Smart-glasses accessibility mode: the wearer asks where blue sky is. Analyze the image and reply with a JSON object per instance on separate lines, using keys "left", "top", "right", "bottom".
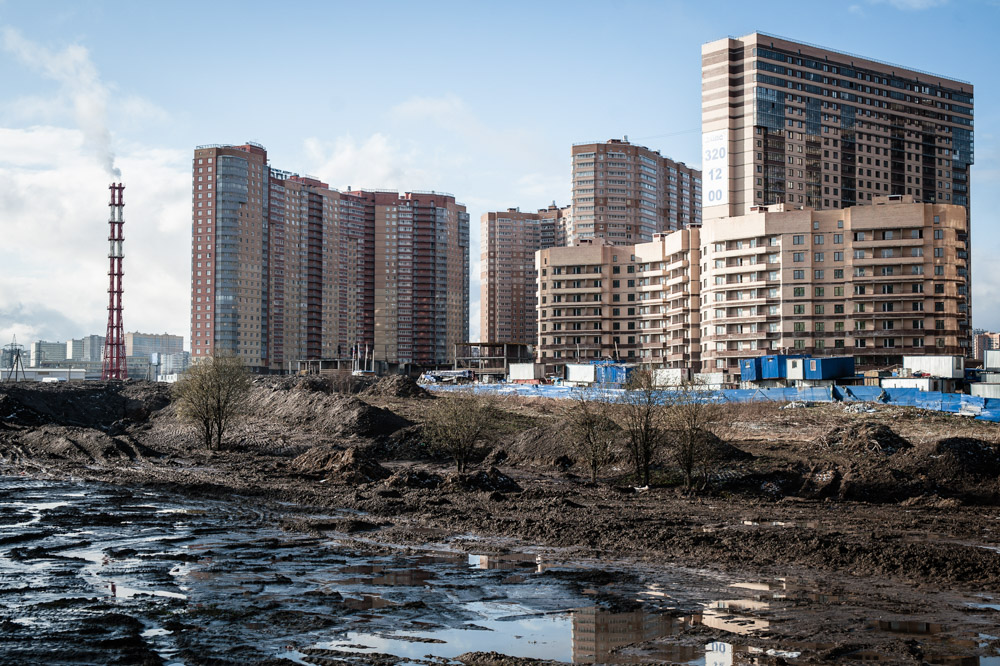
{"left": 1, "top": 0, "right": 997, "bottom": 347}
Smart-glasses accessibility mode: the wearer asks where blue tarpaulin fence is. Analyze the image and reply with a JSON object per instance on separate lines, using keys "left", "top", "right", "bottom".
{"left": 425, "top": 383, "right": 1000, "bottom": 422}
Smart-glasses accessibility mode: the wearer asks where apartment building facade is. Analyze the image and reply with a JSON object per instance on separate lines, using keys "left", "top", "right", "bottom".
{"left": 373, "top": 190, "right": 470, "bottom": 366}
{"left": 535, "top": 238, "right": 639, "bottom": 375}
{"left": 634, "top": 228, "right": 702, "bottom": 371}
{"left": 699, "top": 197, "right": 969, "bottom": 382}
{"left": 701, "top": 32, "right": 974, "bottom": 220}
{"left": 570, "top": 139, "right": 701, "bottom": 246}
{"left": 124, "top": 332, "right": 184, "bottom": 358}
{"left": 480, "top": 205, "right": 570, "bottom": 344}
{"left": 191, "top": 143, "right": 468, "bottom": 372}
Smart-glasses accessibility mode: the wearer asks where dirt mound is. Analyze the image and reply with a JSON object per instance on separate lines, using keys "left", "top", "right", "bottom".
{"left": 447, "top": 466, "right": 522, "bottom": 493}
{"left": 813, "top": 422, "right": 912, "bottom": 457}
{"left": 247, "top": 386, "right": 410, "bottom": 439}
{"left": 292, "top": 375, "right": 331, "bottom": 394}
{"left": 383, "top": 469, "right": 442, "bottom": 489}
{"left": 361, "top": 375, "right": 430, "bottom": 400}
{"left": 292, "top": 446, "right": 390, "bottom": 484}
{"left": 3, "top": 426, "right": 149, "bottom": 464}
{"left": 0, "top": 382, "right": 171, "bottom": 429}
{"left": 919, "top": 437, "right": 1000, "bottom": 481}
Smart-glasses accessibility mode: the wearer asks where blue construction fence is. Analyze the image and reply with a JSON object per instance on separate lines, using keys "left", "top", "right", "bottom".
{"left": 424, "top": 383, "right": 1000, "bottom": 423}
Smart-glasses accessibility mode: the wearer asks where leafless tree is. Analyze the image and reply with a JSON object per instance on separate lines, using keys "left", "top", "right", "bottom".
{"left": 173, "top": 354, "right": 253, "bottom": 450}
{"left": 423, "top": 388, "right": 502, "bottom": 473}
{"left": 616, "top": 370, "right": 667, "bottom": 486}
{"left": 664, "top": 383, "right": 723, "bottom": 491}
{"left": 569, "top": 385, "right": 619, "bottom": 483}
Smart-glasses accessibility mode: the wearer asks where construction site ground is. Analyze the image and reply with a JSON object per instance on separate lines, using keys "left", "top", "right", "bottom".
{"left": 1, "top": 377, "right": 999, "bottom": 665}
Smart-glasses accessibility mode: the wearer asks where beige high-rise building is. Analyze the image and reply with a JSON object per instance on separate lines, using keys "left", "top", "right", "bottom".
{"left": 535, "top": 238, "right": 638, "bottom": 375}
{"left": 570, "top": 139, "right": 701, "bottom": 246}
{"left": 635, "top": 228, "right": 702, "bottom": 371}
{"left": 699, "top": 196, "right": 969, "bottom": 382}
{"left": 480, "top": 204, "right": 570, "bottom": 344}
{"left": 701, "top": 32, "right": 973, "bottom": 220}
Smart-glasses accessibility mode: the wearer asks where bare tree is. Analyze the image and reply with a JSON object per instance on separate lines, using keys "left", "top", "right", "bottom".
{"left": 616, "top": 370, "right": 666, "bottom": 487}
{"left": 664, "top": 383, "right": 722, "bottom": 491}
{"left": 173, "top": 354, "right": 253, "bottom": 451}
{"left": 569, "top": 385, "right": 619, "bottom": 483}
{"left": 423, "top": 388, "right": 502, "bottom": 473}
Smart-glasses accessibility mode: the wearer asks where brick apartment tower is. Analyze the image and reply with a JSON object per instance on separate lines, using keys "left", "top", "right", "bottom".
{"left": 570, "top": 139, "right": 701, "bottom": 246}
{"left": 191, "top": 143, "right": 468, "bottom": 372}
{"left": 480, "top": 204, "right": 569, "bottom": 344}
{"left": 700, "top": 32, "right": 973, "bottom": 367}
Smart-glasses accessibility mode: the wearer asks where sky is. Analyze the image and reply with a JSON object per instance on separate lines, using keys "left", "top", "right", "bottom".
{"left": 1, "top": 0, "right": 998, "bottom": 349}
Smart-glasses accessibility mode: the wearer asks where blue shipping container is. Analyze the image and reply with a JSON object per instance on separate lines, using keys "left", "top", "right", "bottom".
{"left": 761, "top": 355, "right": 809, "bottom": 380}
{"left": 593, "top": 363, "right": 636, "bottom": 386}
{"left": 803, "top": 356, "right": 855, "bottom": 380}
{"left": 740, "top": 358, "right": 762, "bottom": 382}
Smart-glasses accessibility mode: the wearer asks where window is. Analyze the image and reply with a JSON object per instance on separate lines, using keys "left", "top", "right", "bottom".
{"left": 792, "top": 235, "right": 805, "bottom": 245}
{"left": 934, "top": 229, "right": 944, "bottom": 240}
{"left": 814, "top": 270, "right": 824, "bottom": 279}
{"left": 794, "top": 287, "right": 805, "bottom": 297}
{"left": 793, "top": 270, "right": 805, "bottom": 279}
{"left": 794, "top": 322, "right": 806, "bottom": 332}
{"left": 793, "top": 305, "right": 805, "bottom": 314}
{"left": 815, "top": 305, "right": 825, "bottom": 315}
{"left": 814, "top": 235, "right": 824, "bottom": 245}
{"left": 815, "top": 252, "right": 824, "bottom": 262}
{"left": 793, "top": 252, "right": 805, "bottom": 262}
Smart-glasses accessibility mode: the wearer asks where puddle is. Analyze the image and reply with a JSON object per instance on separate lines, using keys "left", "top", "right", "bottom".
{"left": 2, "top": 477, "right": 999, "bottom": 665}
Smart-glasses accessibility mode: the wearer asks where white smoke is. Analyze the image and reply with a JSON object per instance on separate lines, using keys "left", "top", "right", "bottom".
{"left": 1, "top": 27, "right": 121, "bottom": 178}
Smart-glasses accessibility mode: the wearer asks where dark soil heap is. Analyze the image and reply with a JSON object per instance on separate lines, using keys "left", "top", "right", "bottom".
{"left": 246, "top": 385, "right": 411, "bottom": 439}
{"left": 361, "top": 375, "right": 431, "bottom": 400}
{"left": 812, "top": 421, "right": 912, "bottom": 457}
{"left": 292, "top": 446, "right": 391, "bottom": 484}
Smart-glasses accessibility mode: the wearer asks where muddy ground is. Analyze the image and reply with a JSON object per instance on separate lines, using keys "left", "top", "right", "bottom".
{"left": 1, "top": 377, "right": 1000, "bottom": 664}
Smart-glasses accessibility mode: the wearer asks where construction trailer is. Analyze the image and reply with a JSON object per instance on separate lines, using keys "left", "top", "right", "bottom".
{"left": 902, "top": 355, "right": 965, "bottom": 380}
{"left": 761, "top": 355, "right": 809, "bottom": 380}
{"left": 802, "top": 356, "right": 856, "bottom": 381}
{"left": 882, "top": 376, "right": 960, "bottom": 393}
{"left": 739, "top": 358, "right": 762, "bottom": 382}
{"left": 653, "top": 368, "right": 690, "bottom": 387}
{"left": 507, "top": 362, "right": 544, "bottom": 384}
{"left": 985, "top": 350, "right": 1000, "bottom": 372}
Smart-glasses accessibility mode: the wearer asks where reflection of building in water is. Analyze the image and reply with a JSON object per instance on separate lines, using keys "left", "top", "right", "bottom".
{"left": 698, "top": 599, "right": 770, "bottom": 635}
{"left": 474, "top": 553, "right": 542, "bottom": 572}
{"left": 571, "top": 607, "right": 695, "bottom": 663}
{"left": 335, "top": 565, "right": 434, "bottom": 587}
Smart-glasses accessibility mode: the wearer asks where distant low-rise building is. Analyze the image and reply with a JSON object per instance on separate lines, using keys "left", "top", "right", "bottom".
{"left": 29, "top": 341, "right": 67, "bottom": 367}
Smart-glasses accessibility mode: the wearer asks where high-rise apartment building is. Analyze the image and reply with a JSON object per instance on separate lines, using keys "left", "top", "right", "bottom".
{"left": 972, "top": 330, "right": 1000, "bottom": 361}
{"left": 535, "top": 238, "right": 639, "bottom": 375}
{"left": 480, "top": 204, "right": 570, "bottom": 344}
{"left": 570, "top": 139, "right": 701, "bottom": 246}
{"left": 191, "top": 143, "right": 468, "bottom": 372}
{"left": 634, "top": 228, "right": 702, "bottom": 371}
{"left": 701, "top": 32, "right": 974, "bottom": 219}
{"left": 66, "top": 335, "right": 105, "bottom": 362}
{"left": 698, "top": 196, "right": 968, "bottom": 382}
{"left": 125, "top": 332, "right": 184, "bottom": 358}
{"left": 372, "top": 190, "right": 469, "bottom": 366}
{"left": 29, "top": 341, "right": 67, "bottom": 367}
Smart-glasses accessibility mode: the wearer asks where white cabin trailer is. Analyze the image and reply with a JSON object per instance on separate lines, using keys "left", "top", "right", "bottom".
{"left": 786, "top": 357, "right": 806, "bottom": 381}
{"left": 653, "top": 368, "right": 690, "bottom": 387}
{"left": 881, "top": 377, "right": 957, "bottom": 392}
{"left": 902, "top": 355, "right": 964, "bottom": 379}
{"left": 564, "top": 363, "right": 596, "bottom": 386}
{"left": 985, "top": 350, "right": 1000, "bottom": 372}
{"left": 508, "top": 363, "right": 544, "bottom": 382}
{"left": 971, "top": 383, "right": 1000, "bottom": 399}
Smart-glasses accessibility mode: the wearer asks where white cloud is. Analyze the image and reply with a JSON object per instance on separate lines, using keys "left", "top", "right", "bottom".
{"left": 0, "top": 126, "right": 190, "bottom": 347}
{"left": 1, "top": 27, "right": 120, "bottom": 178}
{"left": 301, "top": 133, "right": 429, "bottom": 191}
{"left": 867, "top": 0, "right": 948, "bottom": 9}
